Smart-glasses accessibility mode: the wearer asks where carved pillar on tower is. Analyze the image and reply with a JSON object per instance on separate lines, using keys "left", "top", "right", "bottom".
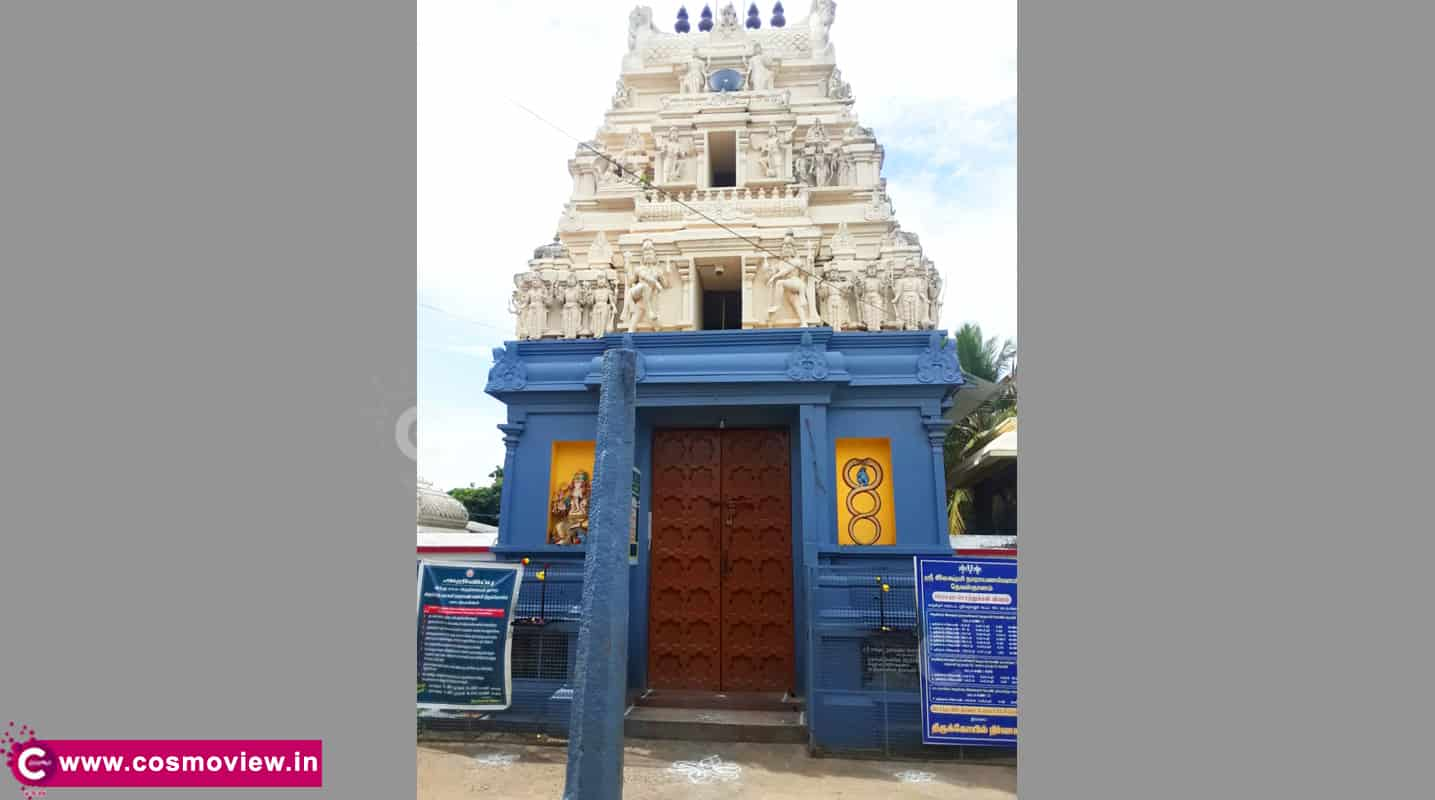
{"left": 696, "top": 131, "right": 710, "bottom": 190}
{"left": 679, "top": 256, "right": 696, "bottom": 329}
{"left": 741, "top": 255, "right": 758, "bottom": 329}
{"left": 736, "top": 128, "right": 748, "bottom": 186}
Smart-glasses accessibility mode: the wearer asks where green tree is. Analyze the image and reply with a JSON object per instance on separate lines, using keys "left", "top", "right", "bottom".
{"left": 945, "top": 323, "right": 1018, "bottom": 533}
{"left": 953, "top": 322, "right": 1015, "bottom": 382}
{"left": 448, "top": 466, "right": 503, "bottom": 525}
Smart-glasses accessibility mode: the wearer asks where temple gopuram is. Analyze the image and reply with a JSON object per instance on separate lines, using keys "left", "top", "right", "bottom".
{"left": 480, "top": 2, "right": 969, "bottom": 754}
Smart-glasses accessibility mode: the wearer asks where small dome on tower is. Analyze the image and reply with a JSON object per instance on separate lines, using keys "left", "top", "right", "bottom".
{"left": 699, "top": 5, "right": 714, "bottom": 32}
{"left": 771, "top": 2, "right": 786, "bottom": 28}
{"left": 675, "top": 5, "right": 691, "bottom": 33}
{"left": 746, "top": 3, "right": 762, "bottom": 28}
{"left": 533, "top": 234, "right": 569, "bottom": 260}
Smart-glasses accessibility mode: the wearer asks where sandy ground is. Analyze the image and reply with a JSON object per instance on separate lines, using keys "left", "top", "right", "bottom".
{"left": 418, "top": 738, "right": 1016, "bottom": 799}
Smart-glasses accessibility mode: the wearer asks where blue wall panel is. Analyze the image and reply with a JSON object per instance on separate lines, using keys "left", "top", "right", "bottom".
{"left": 500, "top": 409, "right": 598, "bottom": 554}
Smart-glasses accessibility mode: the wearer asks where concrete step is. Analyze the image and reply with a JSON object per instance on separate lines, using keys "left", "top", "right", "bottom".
{"left": 623, "top": 705, "right": 807, "bottom": 744}
{"left": 633, "top": 689, "right": 803, "bottom": 713}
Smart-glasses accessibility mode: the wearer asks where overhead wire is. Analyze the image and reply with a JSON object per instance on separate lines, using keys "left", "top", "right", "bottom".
{"left": 420, "top": 302, "right": 511, "bottom": 334}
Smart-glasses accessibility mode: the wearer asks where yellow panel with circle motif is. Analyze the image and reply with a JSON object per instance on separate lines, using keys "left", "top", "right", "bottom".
{"left": 835, "top": 437, "right": 896, "bottom": 546}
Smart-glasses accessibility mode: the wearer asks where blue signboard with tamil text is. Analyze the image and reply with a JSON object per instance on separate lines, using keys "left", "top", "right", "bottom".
{"left": 416, "top": 560, "right": 524, "bottom": 711}
{"left": 915, "top": 555, "right": 1017, "bottom": 746}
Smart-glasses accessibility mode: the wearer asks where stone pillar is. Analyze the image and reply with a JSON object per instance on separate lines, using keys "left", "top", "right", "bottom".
{"left": 795, "top": 402, "right": 830, "bottom": 726}
{"left": 563, "top": 348, "right": 638, "bottom": 800}
{"left": 679, "top": 256, "right": 695, "bottom": 329}
{"left": 923, "top": 415, "right": 954, "bottom": 545}
{"left": 797, "top": 404, "right": 830, "bottom": 567}
{"left": 741, "top": 255, "right": 757, "bottom": 329}
{"left": 736, "top": 128, "right": 747, "bottom": 186}
{"left": 697, "top": 132, "right": 710, "bottom": 190}
{"left": 496, "top": 422, "right": 525, "bottom": 546}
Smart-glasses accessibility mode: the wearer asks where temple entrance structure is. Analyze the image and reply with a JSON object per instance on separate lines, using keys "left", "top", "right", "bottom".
{"left": 479, "top": 3, "right": 968, "bottom": 753}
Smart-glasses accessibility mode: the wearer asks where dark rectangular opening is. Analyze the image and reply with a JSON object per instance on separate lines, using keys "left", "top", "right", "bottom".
{"left": 701, "top": 290, "right": 742, "bottom": 330}
{"left": 708, "top": 131, "right": 737, "bottom": 187}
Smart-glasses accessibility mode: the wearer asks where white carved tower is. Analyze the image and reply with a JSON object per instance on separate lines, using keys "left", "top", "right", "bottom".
{"left": 508, "top": 1, "right": 944, "bottom": 340}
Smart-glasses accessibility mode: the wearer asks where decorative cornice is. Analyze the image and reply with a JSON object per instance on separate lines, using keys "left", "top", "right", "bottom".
{"left": 485, "top": 344, "right": 528, "bottom": 392}
{"left": 915, "top": 332, "right": 962, "bottom": 385}
{"left": 490, "top": 329, "right": 964, "bottom": 395}
{"left": 785, "top": 331, "right": 830, "bottom": 381}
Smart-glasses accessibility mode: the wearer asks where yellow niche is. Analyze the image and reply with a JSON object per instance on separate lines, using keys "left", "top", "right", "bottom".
{"left": 547, "top": 440, "right": 596, "bottom": 545}
{"left": 834, "top": 437, "right": 896, "bottom": 546}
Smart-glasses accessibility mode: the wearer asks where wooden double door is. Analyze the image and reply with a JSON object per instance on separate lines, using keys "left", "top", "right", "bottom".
{"left": 647, "top": 428, "right": 795, "bottom": 693}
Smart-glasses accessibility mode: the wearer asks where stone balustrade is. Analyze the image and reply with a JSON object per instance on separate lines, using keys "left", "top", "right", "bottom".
{"left": 634, "top": 185, "right": 809, "bottom": 222}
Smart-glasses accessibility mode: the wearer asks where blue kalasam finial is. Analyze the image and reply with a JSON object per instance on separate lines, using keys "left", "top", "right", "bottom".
{"left": 771, "top": 2, "right": 786, "bottom": 28}
{"left": 676, "top": 6, "right": 691, "bottom": 33}
{"left": 746, "top": 3, "right": 762, "bottom": 28}
{"left": 698, "top": 5, "right": 713, "bottom": 31}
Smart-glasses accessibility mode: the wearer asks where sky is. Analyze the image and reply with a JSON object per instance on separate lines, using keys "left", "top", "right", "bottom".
{"left": 418, "top": 0, "right": 1016, "bottom": 491}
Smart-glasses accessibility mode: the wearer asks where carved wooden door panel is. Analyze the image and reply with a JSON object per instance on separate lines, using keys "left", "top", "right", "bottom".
{"left": 719, "top": 429, "right": 794, "bottom": 692}
{"left": 648, "top": 430, "right": 724, "bottom": 690}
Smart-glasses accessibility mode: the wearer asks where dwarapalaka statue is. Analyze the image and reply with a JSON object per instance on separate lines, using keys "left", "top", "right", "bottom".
{"left": 587, "top": 276, "right": 619, "bottom": 337}
{"left": 759, "top": 123, "right": 793, "bottom": 179}
{"left": 748, "top": 44, "right": 777, "bottom": 91}
{"left": 658, "top": 126, "right": 688, "bottom": 183}
{"left": 510, "top": 273, "right": 549, "bottom": 340}
{"left": 625, "top": 238, "right": 672, "bottom": 332}
{"left": 893, "top": 258, "right": 930, "bottom": 331}
{"left": 766, "top": 231, "right": 814, "bottom": 327}
{"left": 817, "top": 267, "right": 855, "bottom": 331}
{"left": 559, "top": 274, "right": 585, "bottom": 339}
{"left": 680, "top": 52, "right": 708, "bottom": 95}
{"left": 856, "top": 261, "right": 890, "bottom": 331}
{"left": 549, "top": 470, "right": 590, "bottom": 545}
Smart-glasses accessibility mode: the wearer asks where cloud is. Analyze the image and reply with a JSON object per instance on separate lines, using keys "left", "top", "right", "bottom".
{"left": 886, "top": 162, "right": 1017, "bottom": 342}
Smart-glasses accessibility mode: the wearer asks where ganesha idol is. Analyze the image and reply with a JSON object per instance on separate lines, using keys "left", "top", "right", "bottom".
{"left": 549, "top": 470, "right": 590, "bottom": 545}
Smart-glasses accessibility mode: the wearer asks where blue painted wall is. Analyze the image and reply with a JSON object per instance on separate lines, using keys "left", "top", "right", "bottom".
{"left": 481, "top": 329, "right": 965, "bottom": 750}
{"left": 500, "top": 409, "right": 598, "bottom": 553}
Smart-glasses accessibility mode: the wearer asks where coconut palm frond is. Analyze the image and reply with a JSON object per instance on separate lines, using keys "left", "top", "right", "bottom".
{"left": 947, "top": 487, "right": 972, "bottom": 536}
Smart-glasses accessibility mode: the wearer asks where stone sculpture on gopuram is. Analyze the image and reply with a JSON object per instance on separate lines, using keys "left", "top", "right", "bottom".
{"left": 588, "top": 276, "right": 618, "bottom": 337}
{"left": 624, "top": 239, "right": 672, "bottom": 333}
{"left": 766, "top": 231, "right": 815, "bottom": 328}
{"left": 817, "top": 268, "right": 855, "bottom": 331}
{"left": 893, "top": 258, "right": 930, "bottom": 331}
